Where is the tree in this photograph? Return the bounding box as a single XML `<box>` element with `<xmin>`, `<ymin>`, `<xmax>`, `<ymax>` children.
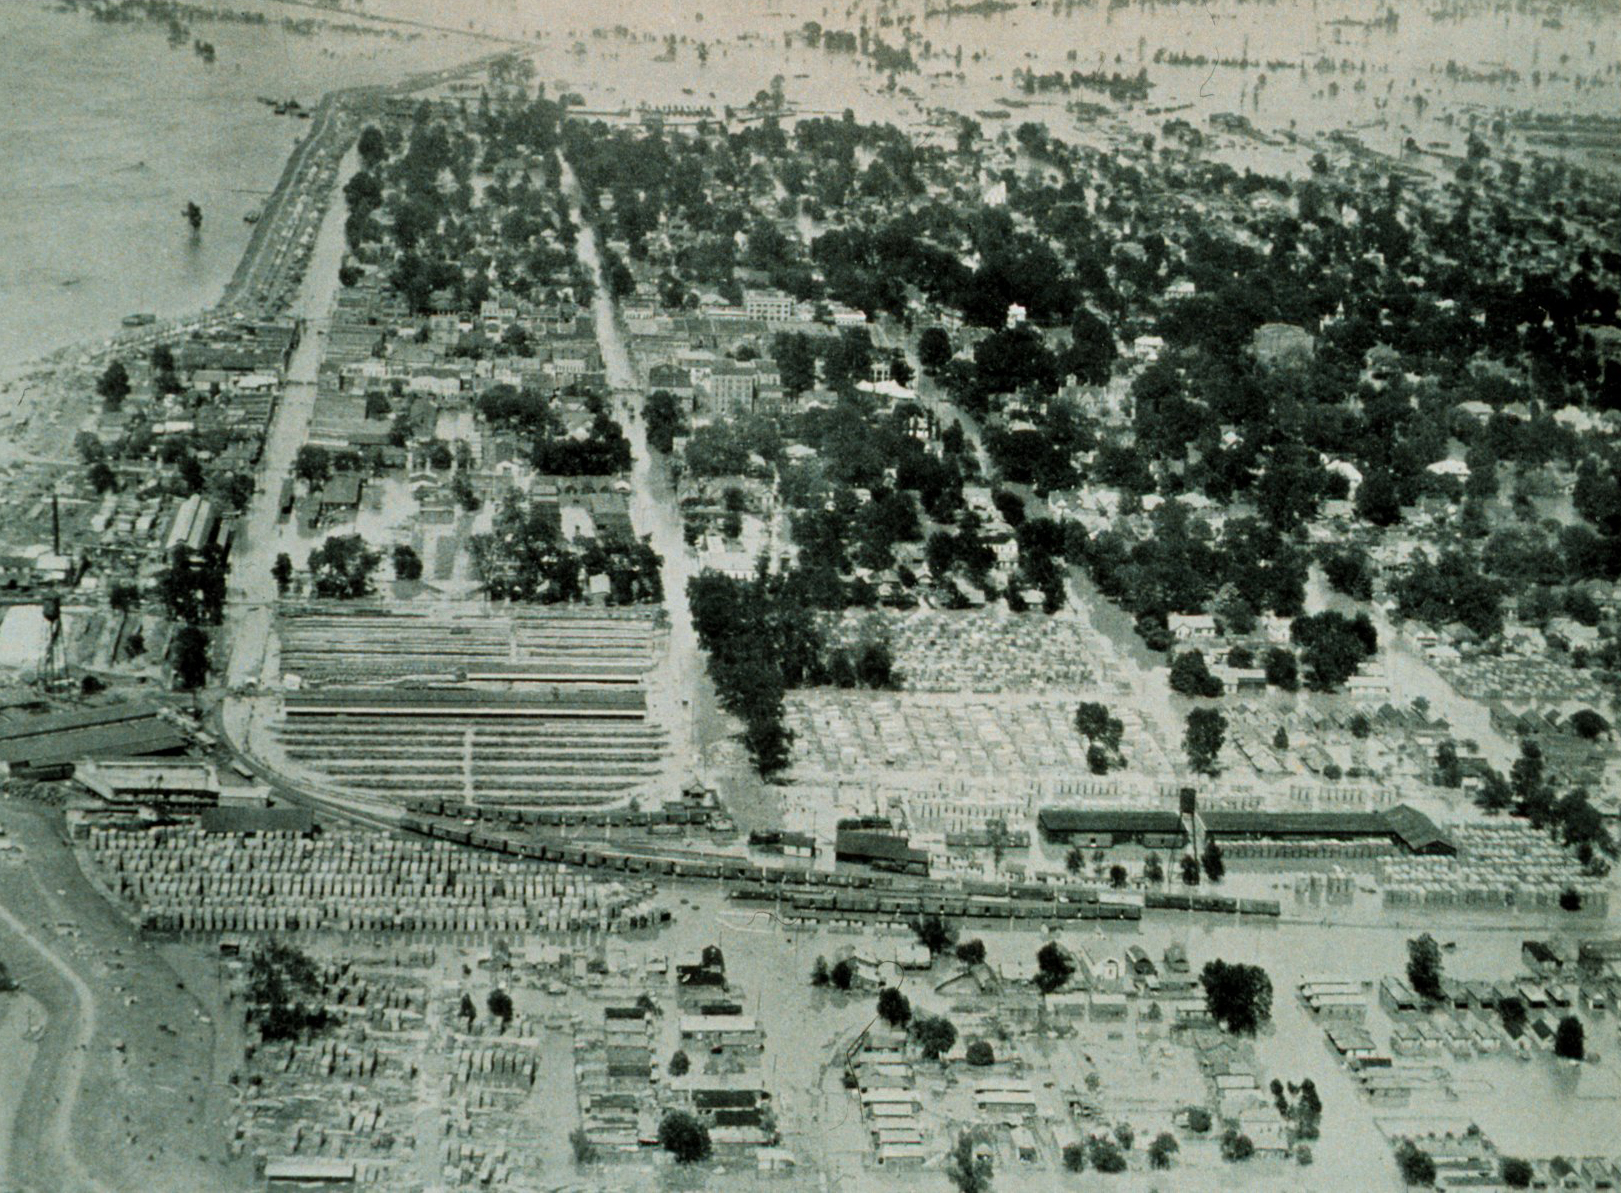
<box><xmin>1264</xmin><ymin>647</ymin><xmax>1299</xmax><ymax>691</ymax></box>
<box><xmin>1061</xmin><ymin>308</ymin><xmax>1115</xmax><ymax>386</ymax></box>
<box><xmin>911</xmin><ymin>914</ymin><xmax>957</xmax><ymax>957</ymax></box>
<box><xmin>244</xmin><ymin>939</ymin><xmax>331</xmax><ymax>1043</ymax></box>
<box><xmin>88</xmin><ymin>460</ymin><xmax>117</xmax><ymax>494</ymax></box>
<box><xmin>1221</xmin><ymin>1130</ymin><xmax>1256</xmax><ymax>1163</ymax></box>
<box><xmin>1065</xmin><ymin>845</ymin><xmax>1086</xmax><ymax>875</ymax></box>
<box><xmin>1076</xmin><ymin>700</ymin><xmax>1128</xmax><ymax>755</ymax></box>
<box><xmin>1169</xmin><ymin>649</ymin><xmax>1223</xmax><ymax>697</ymax></box>
<box><xmin>965</xmin><ymin>1040</ymin><xmax>995</xmax><ymax>1066</ymax></box>
<box><xmin>1356</xmin><ymin>466</ymin><xmax>1403</xmax><ymax>526</ymax></box>
<box><xmin>741</xmin><ymin>713</ymin><xmax>795</xmax><ymax>778</ymax></box>
<box><xmin>1200</xmin><ymin>959</ymin><xmax>1273</xmax><ymax>1035</ymax></box>
<box><xmin>1498</xmin><ymin>995</ymin><xmax>1527</xmax><ymax>1039</ymax></box>
<box><xmin>392</xmin><ymin>544</ymin><xmax>423</xmax><ymax>581</ymax></box>
<box><xmin>1406</xmin><ymin>934</ymin><xmax>1444</xmax><ymax>1002</ymax></box>
<box><xmin>458</xmin><ymin>992</ymin><xmax>476</xmax><ymax>1026</ymax></box>
<box><xmin>357</xmin><ymin>124</ymin><xmax>387</xmax><ymax>168</ymax></box>
<box><xmin>1184</xmin><ymin>1106</ymin><xmax>1213</xmax><ymax>1133</ymax></box>
<box><xmin>773</xmin><ymin>332</ymin><xmax>818</xmax><ymax>395</ymax></box>
<box><xmin>877</xmin><ymin>986</ymin><xmax>912</xmax><ymax>1028</ymax></box>
<box><xmin>1273</xmin><ymin>726</ymin><xmax>1290</xmax><ymax>751</ymax></box>
<box><xmin>668</xmin><ymin>1049</ymin><xmax>690</xmax><ymax>1077</ymax></box>
<box><xmin>1113</xmin><ymin>1122</ymin><xmax>1134</xmax><ymax>1151</ymax></box>
<box><xmin>1180</xmin><ymin>853</ymin><xmax>1200</xmax><ymax>885</ymax></box>
<box><xmin>645</xmin><ymin>389</ymin><xmax>685</xmax><ymax>453</ymax></box>
<box><xmin>1089</xmin><ymin>1136</ymin><xmax>1127</xmax><ymax>1173</ymax></box>
<box><xmin>1501</xmin><ymin>1157</ymin><xmax>1533</xmax><ymax>1188</ymax></box>
<box><xmin>945</xmin><ymin>1131</ymin><xmax>991</xmax><ymax>1193</ymax></box>
<box><xmin>308</xmin><ymin>534</ymin><xmax>381</xmax><ymax>599</ymax></box>
<box><xmin>75</xmin><ymin>431</ymin><xmax>106</xmax><ymax>464</ymax></box>
<box><xmin>1291</xmin><ymin>611</ymin><xmax>1377</xmax><ymax>691</ymax></box>
<box><xmin>97</xmin><ymin>360</ymin><xmax>131</xmax><ymax>409</ymax></box>
<box><xmin>271</xmin><ymin>553</ymin><xmax>293</xmax><ymax>595</ymax></box>
<box><xmin>1559</xmin><ymin>887</ymin><xmax>1582</xmax><ymax>912</ymax></box>
<box><xmin>1554</xmin><ymin>1015</ymin><xmax>1585</xmax><ymax>1060</ymax></box>
<box><xmin>1035</xmin><ymin>942</ymin><xmax>1075</xmax><ymax>993</ymax></box>
<box><xmin>911</xmin><ymin>1013</ymin><xmax>957</xmax><ymax>1059</ymax></box>
<box><xmin>830</xmin><ymin>959</ymin><xmax>855</xmax><ymax>990</ymax></box>
<box><xmin>811</xmin><ymin>956</ymin><xmax>831</xmax><ymax>986</ymax></box>
<box><xmin>658</xmin><ymin>1111</ymin><xmax>711</xmax><ymax>1163</ymax></box>
<box><xmin>294</xmin><ymin>444</ymin><xmax>332</xmax><ymax>486</ymax></box>
<box><xmin>1201</xmin><ymin>840</ymin><xmax>1225</xmax><ymax>883</ymax></box>
<box><xmin>1143</xmin><ymin>854</ymin><xmax>1164</xmax><ymax>884</ymax></box>
<box><xmin>487</xmin><ymin>988</ymin><xmax>513</xmax><ymax>1029</ymax></box>
<box><xmin>172</xmin><ymin>624</ymin><xmax>210</xmax><ymax>690</ymax></box>
<box><xmin>919</xmin><ymin>326</ymin><xmax>952</xmax><ymax>373</ymax></box>
<box><xmin>1109</xmin><ymin>863</ymin><xmax>1128</xmax><ymax>888</ymax></box>
<box><xmin>1395</xmin><ymin>1140</ymin><xmax>1436</xmax><ymax>1186</ymax></box>
<box><xmin>955</xmin><ymin>939</ymin><xmax>986</xmax><ymax>967</ymax></box>
<box><xmin>1148</xmin><ymin>1132</ymin><xmax>1179</xmax><ymax>1169</ymax></box>
<box><xmin>1062</xmin><ymin>1142</ymin><xmax>1088</xmax><ymax>1172</ymax></box>
<box><xmin>1434</xmin><ymin>740</ymin><xmax>1463</xmax><ymax>787</ymax></box>
<box><xmin>108</xmin><ymin>582</ymin><xmax>140</xmax><ymax>614</ymax></box>
<box><xmin>1184</xmin><ymin>707</ymin><xmax>1227</xmax><ymax>775</ymax></box>
<box><xmin>1569</xmin><ymin>708</ymin><xmax>1609</xmax><ymax>740</ymax></box>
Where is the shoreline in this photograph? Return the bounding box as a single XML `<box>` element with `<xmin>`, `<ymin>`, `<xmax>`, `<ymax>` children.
<box><xmin>0</xmin><ymin>45</ymin><xmax>510</xmax><ymax>389</ymax></box>
<box><xmin>0</xmin><ymin>47</ymin><xmax>509</xmax><ymax>456</ymax></box>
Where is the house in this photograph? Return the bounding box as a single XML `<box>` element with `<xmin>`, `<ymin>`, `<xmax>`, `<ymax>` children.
<box><xmin>319</xmin><ymin>474</ymin><xmax>362</xmax><ymax>517</ymax></box>
<box><xmin>973</xmin><ymin>1081</ymin><xmax>1038</xmax><ymax>1116</ymax></box>
<box><xmin>1168</xmin><ymin>613</ymin><xmax>1218</xmax><ymax>640</ymax></box>
<box><xmin>679</xmin><ymin>1015</ymin><xmax>762</xmax><ymax>1048</ymax></box>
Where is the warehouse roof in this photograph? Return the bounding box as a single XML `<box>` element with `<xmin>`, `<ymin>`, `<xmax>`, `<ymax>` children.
<box><xmin>1037</xmin><ymin>809</ymin><xmax>1181</xmax><ymax>835</ymax></box>
<box><xmin>0</xmin><ymin>703</ymin><xmax>187</xmax><ymax>767</ymax></box>
<box><xmin>1201</xmin><ymin>810</ymin><xmax>1391</xmax><ymax>836</ymax></box>
<box><xmin>1379</xmin><ymin>804</ymin><xmax>1455</xmax><ymax>854</ymax></box>
<box><xmin>835</xmin><ymin>829</ymin><xmax>930</xmax><ymax>865</ymax></box>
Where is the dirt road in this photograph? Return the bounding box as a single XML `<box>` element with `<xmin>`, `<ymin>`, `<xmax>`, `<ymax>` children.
<box><xmin>0</xmin><ymin>805</ymin><xmax>243</xmax><ymax>1192</ymax></box>
<box><xmin>560</xmin><ymin>156</ymin><xmax>709</xmax><ymax>788</ymax></box>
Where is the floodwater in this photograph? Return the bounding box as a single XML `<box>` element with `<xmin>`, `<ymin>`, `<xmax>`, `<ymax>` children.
<box><xmin>5</xmin><ymin>0</ymin><xmax>1617</xmax><ymax>370</ymax></box>
<box><xmin>597</xmin><ymin>884</ymin><xmax>1621</xmax><ymax>1191</ymax></box>
<box><xmin>0</xmin><ymin>1</ymin><xmax>484</xmax><ymax>369</ymax></box>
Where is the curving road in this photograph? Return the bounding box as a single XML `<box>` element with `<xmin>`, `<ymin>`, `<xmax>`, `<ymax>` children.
<box><xmin>0</xmin><ymin>862</ymin><xmax>111</xmax><ymax>1193</ymax></box>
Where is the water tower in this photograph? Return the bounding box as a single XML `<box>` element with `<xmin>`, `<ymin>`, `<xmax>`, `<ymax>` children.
<box><xmin>38</xmin><ymin>594</ymin><xmax>65</xmax><ymax>690</ymax></box>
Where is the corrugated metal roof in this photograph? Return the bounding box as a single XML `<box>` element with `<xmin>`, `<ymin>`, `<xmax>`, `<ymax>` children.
<box><xmin>0</xmin><ymin>714</ymin><xmax>187</xmax><ymax>767</ymax></box>
<box><xmin>1038</xmin><ymin>809</ymin><xmax>1181</xmax><ymax>834</ymax></box>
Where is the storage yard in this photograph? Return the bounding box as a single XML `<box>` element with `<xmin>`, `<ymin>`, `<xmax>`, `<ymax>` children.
<box><xmin>783</xmin><ymin>692</ymin><xmax>1168</xmax><ymax>780</ymax></box>
<box><xmin>264</xmin><ymin>605</ymin><xmax>676</xmax><ymax>810</ymax></box>
<box><xmin>82</xmin><ymin>824</ymin><xmax>666</xmax><ymax>936</ymax></box>
<box><xmin>831</xmin><ymin>608</ymin><xmax>1129</xmax><ymax>694</ymax></box>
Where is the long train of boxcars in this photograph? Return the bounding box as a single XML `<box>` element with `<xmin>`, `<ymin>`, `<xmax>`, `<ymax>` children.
<box><xmin>398</xmin><ymin>800</ymin><xmax>1280</xmax><ymax>922</ymax></box>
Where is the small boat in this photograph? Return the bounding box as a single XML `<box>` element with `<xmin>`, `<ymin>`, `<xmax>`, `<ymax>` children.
<box><xmin>244</xmin><ymin>208</ymin><xmax>261</xmax><ymax>224</ymax></box>
<box><xmin>122</xmin><ymin>313</ymin><xmax>157</xmax><ymax>328</ymax></box>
